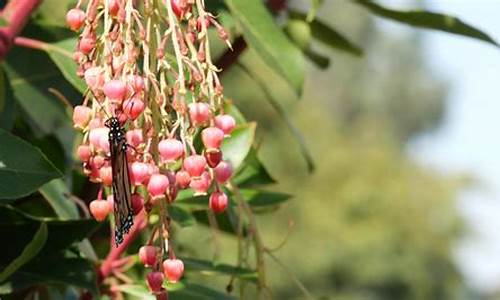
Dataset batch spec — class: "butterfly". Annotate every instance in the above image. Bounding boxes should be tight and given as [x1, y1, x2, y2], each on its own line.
[105, 116, 134, 246]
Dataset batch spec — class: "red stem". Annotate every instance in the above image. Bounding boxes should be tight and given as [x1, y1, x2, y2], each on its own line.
[0, 0, 42, 59]
[98, 210, 148, 281]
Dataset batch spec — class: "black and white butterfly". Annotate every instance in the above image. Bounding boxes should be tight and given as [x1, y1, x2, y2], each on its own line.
[104, 117, 134, 246]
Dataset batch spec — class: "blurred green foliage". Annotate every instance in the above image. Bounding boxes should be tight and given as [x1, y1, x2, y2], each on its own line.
[0, 0, 496, 298]
[219, 1, 465, 299]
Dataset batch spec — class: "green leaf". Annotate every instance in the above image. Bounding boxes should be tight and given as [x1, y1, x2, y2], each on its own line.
[39, 179, 98, 262]
[304, 48, 330, 69]
[46, 38, 86, 93]
[241, 189, 291, 209]
[233, 149, 276, 187]
[0, 205, 98, 266]
[4, 46, 79, 135]
[191, 206, 244, 236]
[224, 0, 305, 94]
[355, 0, 499, 47]
[306, 0, 321, 22]
[169, 205, 196, 227]
[0, 256, 98, 296]
[0, 129, 62, 200]
[182, 257, 257, 280]
[0, 222, 48, 282]
[220, 122, 256, 171]
[290, 11, 362, 56]
[39, 179, 79, 220]
[33, 1, 71, 27]
[115, 284, 155, 299]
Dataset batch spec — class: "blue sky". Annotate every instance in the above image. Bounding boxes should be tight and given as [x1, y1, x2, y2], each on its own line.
[389, 1, 500, 293]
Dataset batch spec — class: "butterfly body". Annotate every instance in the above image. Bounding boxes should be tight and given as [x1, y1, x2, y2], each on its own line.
[105, 117, 134, 246]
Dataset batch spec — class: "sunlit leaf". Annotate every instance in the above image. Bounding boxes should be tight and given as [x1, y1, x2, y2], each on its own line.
[290, 11, 362, 56]
[39, 179, 79, 220]
[224, 0, 305, 94]
[355, 0, 499, 47]
[46, 38, 86, 93]
[221, 122, 256, 171]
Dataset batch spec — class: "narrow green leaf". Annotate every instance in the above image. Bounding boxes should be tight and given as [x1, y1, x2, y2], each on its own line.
[0, 129, 62, 199]
[39, 179, 79, 220]
[221, 122, 256, 171]
[306, 0, 321, 22]
[233, 149, 276, 187]
[46, 38, 86, 93]
[224, 0, 305, 94]
[0, 222, 48, 282]
[355, 0, 499, 47]
[241, 189, 291, 208]
[304, 48, 330, 69]
[290, 11, 363, 56]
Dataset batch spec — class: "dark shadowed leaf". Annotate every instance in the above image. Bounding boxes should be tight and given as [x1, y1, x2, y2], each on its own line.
[224, 0, 305, 94]
[169, 205, 196, 227]
[355, 0, 499, 47]
[0, 222, 48, 282]
[290, 11, 362, 56]
[0, 256, 97, 296]
[0, 129, 62, 200]
[304, 48, 330, 69]
[0, 205, 98, 266]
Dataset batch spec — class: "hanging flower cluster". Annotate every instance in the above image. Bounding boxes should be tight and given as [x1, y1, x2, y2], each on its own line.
[68, 0, 235, 296]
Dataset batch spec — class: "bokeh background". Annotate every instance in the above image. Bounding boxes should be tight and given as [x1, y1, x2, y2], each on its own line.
[1, 0, 500, 299]
[182, 1, 500, 299]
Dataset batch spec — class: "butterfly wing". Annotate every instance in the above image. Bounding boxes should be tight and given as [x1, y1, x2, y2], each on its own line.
[110, 135, 134, 246]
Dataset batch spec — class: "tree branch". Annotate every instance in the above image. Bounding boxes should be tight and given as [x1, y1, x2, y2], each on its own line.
[0, 0, 42, 60]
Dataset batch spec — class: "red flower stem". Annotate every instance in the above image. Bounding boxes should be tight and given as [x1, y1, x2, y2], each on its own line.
[99, 210, 148, 280]
[0, 0, 42, 59]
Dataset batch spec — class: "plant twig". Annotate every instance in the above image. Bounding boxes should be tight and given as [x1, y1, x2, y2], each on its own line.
[0, 0, 42, 59]
[265, 249, 314, 300]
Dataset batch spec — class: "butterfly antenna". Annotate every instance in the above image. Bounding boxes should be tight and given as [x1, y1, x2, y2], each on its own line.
[87, 88, 112, 119]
